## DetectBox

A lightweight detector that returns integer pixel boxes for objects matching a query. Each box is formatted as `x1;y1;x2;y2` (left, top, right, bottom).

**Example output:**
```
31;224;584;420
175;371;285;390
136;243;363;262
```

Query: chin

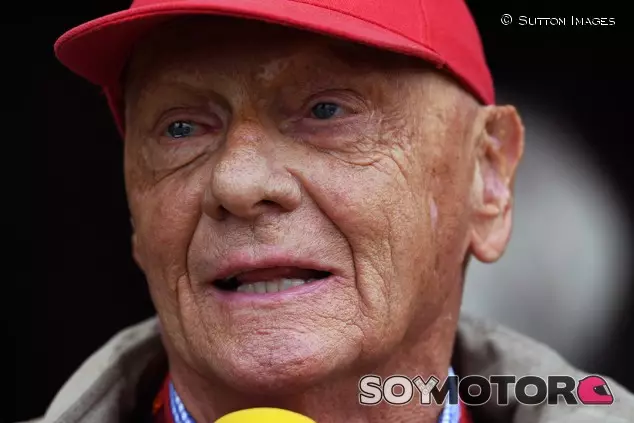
207;334;354;395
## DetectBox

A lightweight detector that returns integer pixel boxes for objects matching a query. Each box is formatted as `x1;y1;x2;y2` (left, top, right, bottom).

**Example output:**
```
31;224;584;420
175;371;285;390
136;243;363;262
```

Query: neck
165;282;463;423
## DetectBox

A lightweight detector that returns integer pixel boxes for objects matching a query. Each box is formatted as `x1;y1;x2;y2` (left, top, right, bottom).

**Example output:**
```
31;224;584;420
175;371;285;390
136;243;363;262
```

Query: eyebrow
129;68;233;101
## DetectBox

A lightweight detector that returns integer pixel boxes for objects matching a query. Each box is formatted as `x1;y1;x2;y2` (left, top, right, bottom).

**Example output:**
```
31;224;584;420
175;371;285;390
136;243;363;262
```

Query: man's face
124;17;521;392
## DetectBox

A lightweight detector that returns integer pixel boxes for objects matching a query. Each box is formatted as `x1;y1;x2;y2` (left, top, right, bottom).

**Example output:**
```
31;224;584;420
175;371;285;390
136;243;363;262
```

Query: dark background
6;1;633;421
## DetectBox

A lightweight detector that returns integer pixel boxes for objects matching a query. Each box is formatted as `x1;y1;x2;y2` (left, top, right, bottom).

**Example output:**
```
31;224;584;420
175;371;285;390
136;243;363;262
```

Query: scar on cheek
391;146;405;162
429;197;438;229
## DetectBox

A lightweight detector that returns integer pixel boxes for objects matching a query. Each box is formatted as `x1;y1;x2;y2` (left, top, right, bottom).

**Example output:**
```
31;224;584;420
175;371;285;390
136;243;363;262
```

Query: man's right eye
165;121;198;139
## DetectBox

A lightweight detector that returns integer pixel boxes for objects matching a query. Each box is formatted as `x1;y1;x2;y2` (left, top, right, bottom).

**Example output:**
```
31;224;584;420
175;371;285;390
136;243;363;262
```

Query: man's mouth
213;266;332;294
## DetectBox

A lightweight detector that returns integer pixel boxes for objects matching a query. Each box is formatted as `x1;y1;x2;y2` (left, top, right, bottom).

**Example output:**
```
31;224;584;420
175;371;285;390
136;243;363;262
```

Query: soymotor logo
359;374;614;406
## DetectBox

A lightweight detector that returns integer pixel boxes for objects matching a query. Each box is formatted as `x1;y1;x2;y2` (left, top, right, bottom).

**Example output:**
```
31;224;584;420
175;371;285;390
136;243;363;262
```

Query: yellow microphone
215;408;316;423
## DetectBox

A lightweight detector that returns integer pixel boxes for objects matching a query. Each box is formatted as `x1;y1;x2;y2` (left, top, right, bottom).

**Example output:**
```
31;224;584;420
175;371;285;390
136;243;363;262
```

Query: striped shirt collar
438;367;461;423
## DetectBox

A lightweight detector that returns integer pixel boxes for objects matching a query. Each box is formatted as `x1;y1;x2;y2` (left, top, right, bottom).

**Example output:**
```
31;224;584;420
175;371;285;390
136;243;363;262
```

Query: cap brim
55;0;445;87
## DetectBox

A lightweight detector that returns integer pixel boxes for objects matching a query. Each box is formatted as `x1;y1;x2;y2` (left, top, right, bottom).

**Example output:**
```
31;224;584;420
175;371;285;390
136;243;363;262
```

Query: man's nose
202;124;302;221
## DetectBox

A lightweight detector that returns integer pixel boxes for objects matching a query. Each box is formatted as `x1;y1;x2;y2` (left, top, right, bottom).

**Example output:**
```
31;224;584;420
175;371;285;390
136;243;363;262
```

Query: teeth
236;278;316;294
254;282;266;294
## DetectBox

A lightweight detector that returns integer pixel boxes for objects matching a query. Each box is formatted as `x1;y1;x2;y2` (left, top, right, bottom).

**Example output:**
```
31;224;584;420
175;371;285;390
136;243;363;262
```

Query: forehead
124;16;427;95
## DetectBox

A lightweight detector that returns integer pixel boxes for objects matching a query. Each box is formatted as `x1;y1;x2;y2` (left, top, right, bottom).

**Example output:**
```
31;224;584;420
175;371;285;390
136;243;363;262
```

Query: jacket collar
38;315;634;423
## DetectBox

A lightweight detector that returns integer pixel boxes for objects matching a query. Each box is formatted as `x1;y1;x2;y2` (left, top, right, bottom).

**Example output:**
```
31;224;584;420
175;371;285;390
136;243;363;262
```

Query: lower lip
207;275;341;303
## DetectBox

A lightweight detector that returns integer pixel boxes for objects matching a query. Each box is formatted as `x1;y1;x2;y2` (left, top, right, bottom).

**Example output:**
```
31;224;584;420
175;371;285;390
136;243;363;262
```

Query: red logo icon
577;375;614;405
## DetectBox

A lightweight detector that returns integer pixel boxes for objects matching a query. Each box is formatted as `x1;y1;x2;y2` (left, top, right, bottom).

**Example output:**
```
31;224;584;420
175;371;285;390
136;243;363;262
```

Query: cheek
128;171;206;292
294;153;432;326
422;144;477;292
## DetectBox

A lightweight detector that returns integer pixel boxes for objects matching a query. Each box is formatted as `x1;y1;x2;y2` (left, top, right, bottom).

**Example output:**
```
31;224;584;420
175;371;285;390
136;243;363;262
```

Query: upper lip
208;251;338;283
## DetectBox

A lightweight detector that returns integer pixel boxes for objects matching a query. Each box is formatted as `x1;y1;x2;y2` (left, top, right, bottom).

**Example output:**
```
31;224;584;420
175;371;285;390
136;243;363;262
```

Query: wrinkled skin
124;17;524;422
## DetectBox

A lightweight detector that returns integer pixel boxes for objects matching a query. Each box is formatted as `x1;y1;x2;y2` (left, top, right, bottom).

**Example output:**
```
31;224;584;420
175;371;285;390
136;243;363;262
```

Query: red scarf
152;375;473;423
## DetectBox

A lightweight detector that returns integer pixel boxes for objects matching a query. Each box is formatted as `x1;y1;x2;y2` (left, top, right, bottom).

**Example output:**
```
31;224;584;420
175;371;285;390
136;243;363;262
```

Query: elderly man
37;1;632;422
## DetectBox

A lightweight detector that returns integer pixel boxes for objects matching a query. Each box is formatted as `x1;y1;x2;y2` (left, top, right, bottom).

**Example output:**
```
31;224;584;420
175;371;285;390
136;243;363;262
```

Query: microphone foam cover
215;408;317;423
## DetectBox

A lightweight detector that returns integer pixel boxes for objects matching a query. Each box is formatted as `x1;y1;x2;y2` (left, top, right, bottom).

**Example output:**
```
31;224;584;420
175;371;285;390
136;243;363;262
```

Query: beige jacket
25;315;634;423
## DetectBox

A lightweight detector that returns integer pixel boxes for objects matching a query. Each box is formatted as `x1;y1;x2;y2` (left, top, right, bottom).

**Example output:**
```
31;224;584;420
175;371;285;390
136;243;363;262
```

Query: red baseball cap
55;0;494;132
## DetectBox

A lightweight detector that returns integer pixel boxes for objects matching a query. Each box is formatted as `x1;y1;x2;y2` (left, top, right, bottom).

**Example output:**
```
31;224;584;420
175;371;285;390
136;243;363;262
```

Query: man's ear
469;105;524;263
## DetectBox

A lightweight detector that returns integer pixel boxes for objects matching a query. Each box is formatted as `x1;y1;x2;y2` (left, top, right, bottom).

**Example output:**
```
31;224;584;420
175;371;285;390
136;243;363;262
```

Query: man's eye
310;102;343;120
165;121;198;139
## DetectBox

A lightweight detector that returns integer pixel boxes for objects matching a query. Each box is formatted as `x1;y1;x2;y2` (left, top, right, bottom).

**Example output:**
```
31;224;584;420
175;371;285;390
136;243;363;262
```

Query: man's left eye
310;102;344;120
165;121;199;139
